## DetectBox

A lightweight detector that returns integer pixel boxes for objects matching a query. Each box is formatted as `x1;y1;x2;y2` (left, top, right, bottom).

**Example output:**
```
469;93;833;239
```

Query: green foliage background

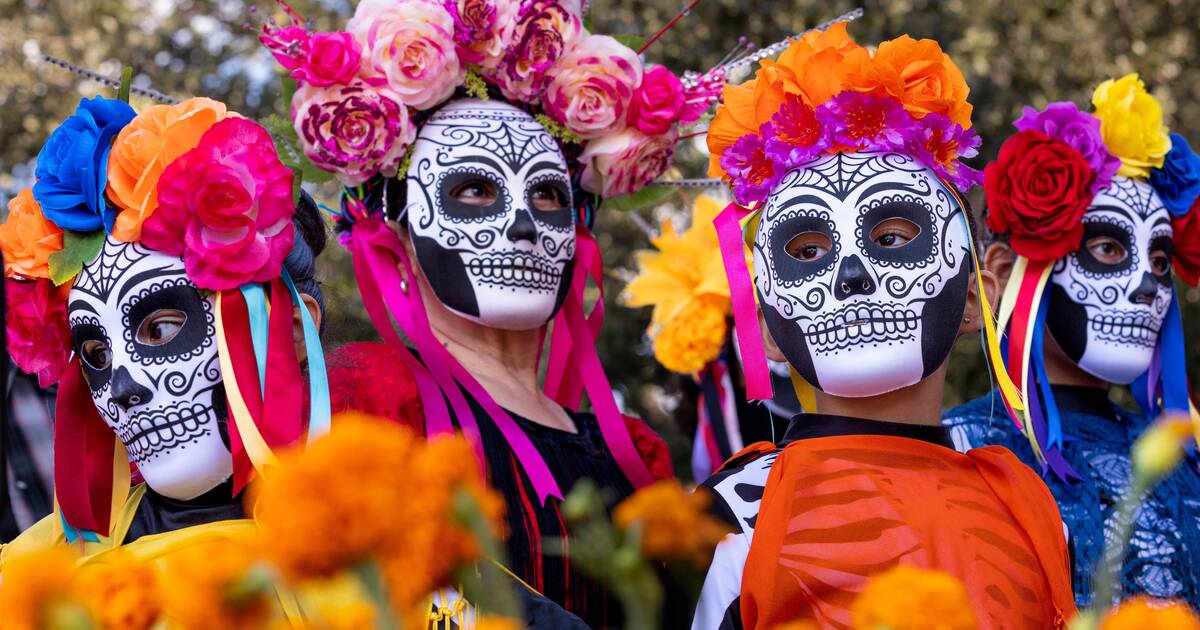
1;0;1197;476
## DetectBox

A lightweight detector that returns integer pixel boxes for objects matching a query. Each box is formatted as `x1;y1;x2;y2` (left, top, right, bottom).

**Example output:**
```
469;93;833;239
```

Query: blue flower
1149;133;1200;217
32;97;136;232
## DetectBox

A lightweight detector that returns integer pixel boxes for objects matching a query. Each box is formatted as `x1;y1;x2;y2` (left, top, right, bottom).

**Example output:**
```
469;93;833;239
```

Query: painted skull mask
68;237;230;500
404;98;576;331
1048;176;1174;384
752;152;972;397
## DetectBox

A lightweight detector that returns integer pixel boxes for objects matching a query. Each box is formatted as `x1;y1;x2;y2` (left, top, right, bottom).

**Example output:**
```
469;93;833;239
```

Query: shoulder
327;342;424;432
699;446;781;537
942;391;1028;455
0;511;66;567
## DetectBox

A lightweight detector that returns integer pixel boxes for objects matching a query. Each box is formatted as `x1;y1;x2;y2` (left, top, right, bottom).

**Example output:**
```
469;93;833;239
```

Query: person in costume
691;22;1077;629
260;0;707;625
0;95;330;568
943;75;1200;607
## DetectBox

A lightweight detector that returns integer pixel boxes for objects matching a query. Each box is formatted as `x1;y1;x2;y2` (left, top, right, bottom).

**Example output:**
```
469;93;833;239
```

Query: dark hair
283;190;328;327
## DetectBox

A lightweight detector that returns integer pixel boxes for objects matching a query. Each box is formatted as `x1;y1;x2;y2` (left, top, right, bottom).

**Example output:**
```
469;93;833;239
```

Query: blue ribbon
1160;292;1190;414
1031;289;1063;450
239;283;270;398
281;269;331;443
60;511;99;544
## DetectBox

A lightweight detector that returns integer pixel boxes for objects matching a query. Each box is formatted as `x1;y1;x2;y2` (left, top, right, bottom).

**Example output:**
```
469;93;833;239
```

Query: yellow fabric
0;485;148;568
789;367;817;413
214;290;278;475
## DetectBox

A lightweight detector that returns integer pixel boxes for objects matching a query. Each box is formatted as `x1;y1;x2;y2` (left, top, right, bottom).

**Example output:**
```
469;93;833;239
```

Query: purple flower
721;130;780;207
815;92;917;153
1149;133;1200;216
762;96;826;170
906;113;984;191
1014;102;1119;194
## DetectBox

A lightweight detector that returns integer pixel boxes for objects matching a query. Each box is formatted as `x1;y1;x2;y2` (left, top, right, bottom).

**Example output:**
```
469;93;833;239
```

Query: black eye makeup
526;173;573;229
1076;220;1134;275
439;168;508;222
1150;234;1174;284
124;284;209;362
70;319;112;391
769;212;839;284
859;197;934;266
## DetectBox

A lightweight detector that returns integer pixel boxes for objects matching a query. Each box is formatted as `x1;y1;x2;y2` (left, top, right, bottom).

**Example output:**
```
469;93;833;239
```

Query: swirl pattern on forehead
765;152;930;212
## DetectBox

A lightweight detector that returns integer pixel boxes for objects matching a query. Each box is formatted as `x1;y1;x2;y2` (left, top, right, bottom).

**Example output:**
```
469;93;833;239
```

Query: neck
812;363;948;426
1043;327;1109;390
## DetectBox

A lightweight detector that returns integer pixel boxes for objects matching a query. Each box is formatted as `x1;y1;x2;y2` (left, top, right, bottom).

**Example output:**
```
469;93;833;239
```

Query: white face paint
68;237;231;500
752;152;972;397
1048;176;1174;384
405;99;576;331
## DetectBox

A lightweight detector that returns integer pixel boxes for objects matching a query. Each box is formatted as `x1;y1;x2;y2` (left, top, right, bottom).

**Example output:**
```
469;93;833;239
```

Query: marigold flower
1092;73;1171;178
652;295;729;375
0;546;80;630
73;551;162;630
1099;596;1200;630
0;188;62;280
613;478;731;565
1132;414;1196;485
868;35;973;129
157;537;272;630
850;564;978;630
476;617;524;630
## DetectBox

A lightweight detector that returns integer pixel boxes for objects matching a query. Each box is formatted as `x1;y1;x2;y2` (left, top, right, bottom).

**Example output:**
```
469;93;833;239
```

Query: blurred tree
1;0;1197;475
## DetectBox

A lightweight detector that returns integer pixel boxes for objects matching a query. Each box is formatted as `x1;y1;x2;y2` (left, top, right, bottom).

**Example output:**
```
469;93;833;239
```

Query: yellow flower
158;537;272;630
850;565;978;630
1092;73;1172;178
476;617;524;630
614;478;732;565
1132;414;1195;484
652;294;729;374
1099;596;1200;630
0;546;81;630
74;551;162;630
625;194;748;372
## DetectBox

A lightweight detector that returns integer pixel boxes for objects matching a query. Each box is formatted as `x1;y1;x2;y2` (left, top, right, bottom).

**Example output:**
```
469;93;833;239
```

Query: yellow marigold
158;537;271;630
652;294;729;374
1100;596;1200;630
73;551;162;630
850;565;978;630
613;478;732;565
0;546;80;630
1132;414;1195;484
1092;73;1172;178
0;188;63;279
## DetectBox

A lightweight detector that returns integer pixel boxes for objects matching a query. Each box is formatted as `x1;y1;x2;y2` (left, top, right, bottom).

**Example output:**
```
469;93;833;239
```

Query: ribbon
241;283;270;396
53;356;121;537
215;290;277;490
1030;290;1063;450
261;278;304;449
714;202;773;400
281;269;332;442
544;227;606;408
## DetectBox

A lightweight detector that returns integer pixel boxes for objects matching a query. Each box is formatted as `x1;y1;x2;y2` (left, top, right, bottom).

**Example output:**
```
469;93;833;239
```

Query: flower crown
707;21;982;207
260;0;710;202
983;72;1200;282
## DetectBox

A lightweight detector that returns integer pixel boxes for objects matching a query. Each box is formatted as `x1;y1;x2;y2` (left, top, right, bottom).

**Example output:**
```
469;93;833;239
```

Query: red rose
984;130;1095;261
1172;202;1200;287
6;277;71;388
623;415;675;481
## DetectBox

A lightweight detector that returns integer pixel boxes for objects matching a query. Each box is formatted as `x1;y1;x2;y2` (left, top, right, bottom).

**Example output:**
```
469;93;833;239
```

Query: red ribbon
54;357;116;535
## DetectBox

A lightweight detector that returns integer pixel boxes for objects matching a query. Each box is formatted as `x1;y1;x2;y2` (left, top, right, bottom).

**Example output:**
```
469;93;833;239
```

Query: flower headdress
0;93;331;539
982;74;1200;477
707;21;983;208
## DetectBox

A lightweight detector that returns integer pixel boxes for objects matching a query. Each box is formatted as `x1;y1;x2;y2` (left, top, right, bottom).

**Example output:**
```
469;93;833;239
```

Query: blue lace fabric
944;387;1200;608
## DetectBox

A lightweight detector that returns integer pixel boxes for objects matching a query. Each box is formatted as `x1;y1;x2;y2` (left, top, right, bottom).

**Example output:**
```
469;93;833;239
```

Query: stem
117;67;132;103
352;560;402;630
452;491;522;621
638;0;702;54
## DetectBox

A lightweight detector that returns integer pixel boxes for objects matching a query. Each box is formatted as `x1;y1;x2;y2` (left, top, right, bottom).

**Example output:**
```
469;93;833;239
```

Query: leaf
262;113;298;144
289;166;303;207
612;34;646;51
297;154;335;184
280;76;298;112
117;67;132;103
600;185;674;213
47;230;106;286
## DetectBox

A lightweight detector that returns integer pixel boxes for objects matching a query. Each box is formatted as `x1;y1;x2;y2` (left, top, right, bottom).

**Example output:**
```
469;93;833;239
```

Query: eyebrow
68;300;99;315
1087;204;1137;225
439;153;510;177
854;180;933;205
1152;214;1171;229
115;265;187;304
775;193;833;214
523;160;568;177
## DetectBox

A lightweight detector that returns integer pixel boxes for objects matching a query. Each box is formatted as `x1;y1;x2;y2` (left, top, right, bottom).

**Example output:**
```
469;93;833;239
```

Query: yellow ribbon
965;232;1024;413
214;291;278;476
1015;263;1054;463
789;367;817;413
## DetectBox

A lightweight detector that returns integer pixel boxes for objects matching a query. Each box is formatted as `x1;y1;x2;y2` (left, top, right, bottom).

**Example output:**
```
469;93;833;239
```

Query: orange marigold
106;97;229;242
867;35;973;129
850;565;977;630
158;537;272;630
771;21;865;106
771;622;820;630
613;478;732;565
0;546;83;630
1100;596;1200;630
0;188;62;279
651;294;729;374
73;551;162;630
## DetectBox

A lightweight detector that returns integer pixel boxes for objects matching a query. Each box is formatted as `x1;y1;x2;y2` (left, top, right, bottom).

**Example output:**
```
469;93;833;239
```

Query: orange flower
74;552;162;630
614;478;732;565
0;188;63;279
106;97;229;242
773;21;865;106
867;35;973;128
0;546;81;630
707;80;764;178
850;564;977;630
1100;596;1200;630
158;537;272;630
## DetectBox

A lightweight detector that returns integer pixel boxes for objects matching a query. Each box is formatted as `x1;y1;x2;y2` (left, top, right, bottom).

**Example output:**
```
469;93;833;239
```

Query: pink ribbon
714;202;773;400
544;227;606;408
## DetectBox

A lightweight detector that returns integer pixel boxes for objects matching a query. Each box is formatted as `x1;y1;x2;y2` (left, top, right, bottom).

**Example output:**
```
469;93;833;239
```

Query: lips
115;402;214;464
465;251;561;292
1088;312;1160;348
803;304;919;350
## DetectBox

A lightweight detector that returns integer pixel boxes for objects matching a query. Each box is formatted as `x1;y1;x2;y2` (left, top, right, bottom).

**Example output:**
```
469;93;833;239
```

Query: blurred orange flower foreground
613;478;731;566
850;564;978;630
1099;596;1200;630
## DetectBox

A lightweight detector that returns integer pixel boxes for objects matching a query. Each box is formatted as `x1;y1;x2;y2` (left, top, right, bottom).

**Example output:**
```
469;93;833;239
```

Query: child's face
752;151;972;397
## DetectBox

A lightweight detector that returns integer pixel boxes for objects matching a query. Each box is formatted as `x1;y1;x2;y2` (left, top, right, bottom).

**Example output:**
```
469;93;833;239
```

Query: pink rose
142;118;296;290
348;0;462;110
293;31;362;87
444;0;520;70
6;278;71;388
627;65;685;136
292;82;416;187
489;0;582;102
578;127;678;198
544;34;642;139
260;24;310;71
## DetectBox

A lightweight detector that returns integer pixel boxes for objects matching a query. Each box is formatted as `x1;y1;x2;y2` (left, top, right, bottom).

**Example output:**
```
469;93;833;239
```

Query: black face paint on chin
124;284;210;362
1048;282;1089;364
211;384;231;451
760;293;821;391
918;261;970;377
411;230;482;318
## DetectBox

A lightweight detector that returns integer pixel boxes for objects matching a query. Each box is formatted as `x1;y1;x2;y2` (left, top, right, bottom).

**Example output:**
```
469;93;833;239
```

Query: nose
111;366;153;411
833;254;875;300
506;208;538;244
1128;270;1158;306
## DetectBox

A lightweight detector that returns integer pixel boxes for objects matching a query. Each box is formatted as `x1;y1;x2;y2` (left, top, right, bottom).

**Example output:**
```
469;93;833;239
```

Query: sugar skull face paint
752;152;972;397
404;99;576;331
1048;176;1174;384
68;237;231;500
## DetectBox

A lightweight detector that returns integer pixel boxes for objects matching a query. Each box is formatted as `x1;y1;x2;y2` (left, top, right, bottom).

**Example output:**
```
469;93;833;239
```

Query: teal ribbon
281;269;331;442
239;283;270;398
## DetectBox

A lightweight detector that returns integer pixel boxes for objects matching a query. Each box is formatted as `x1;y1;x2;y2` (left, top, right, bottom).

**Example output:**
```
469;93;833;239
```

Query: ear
983;241;1016;290
959;268;1000;335
293;293;322;364
758;308;787;363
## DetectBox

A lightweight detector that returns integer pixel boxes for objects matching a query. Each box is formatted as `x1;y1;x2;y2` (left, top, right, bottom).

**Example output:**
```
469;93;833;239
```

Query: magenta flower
291;82;416;187
1014;102;1119;193
815;92;917;153
292;31;362;87
444;0;519;68
763;96;825;170
626;65;685;136
721;130;780;207
490;0;582;102
260;23;311;71
906;113;983;191
142;119;296;291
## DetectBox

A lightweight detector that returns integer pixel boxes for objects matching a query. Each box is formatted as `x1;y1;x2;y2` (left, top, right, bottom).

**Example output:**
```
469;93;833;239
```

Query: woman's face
403;98;576;331
68;236;231;500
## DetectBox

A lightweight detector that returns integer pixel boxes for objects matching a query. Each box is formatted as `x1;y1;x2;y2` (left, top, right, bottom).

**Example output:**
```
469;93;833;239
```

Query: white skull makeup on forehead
753;152;972;397
68;237;231;500
1048;177;1174;384
405;98;575;331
